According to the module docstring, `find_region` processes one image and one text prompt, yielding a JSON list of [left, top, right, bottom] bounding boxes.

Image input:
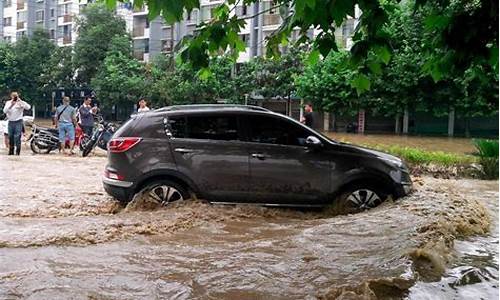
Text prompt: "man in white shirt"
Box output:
[[2, 92, 31, 155], [137, 98, 150, 113]]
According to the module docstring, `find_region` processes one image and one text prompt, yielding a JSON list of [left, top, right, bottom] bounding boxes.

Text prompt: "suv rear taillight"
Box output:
[[108, 137, 142, 153]]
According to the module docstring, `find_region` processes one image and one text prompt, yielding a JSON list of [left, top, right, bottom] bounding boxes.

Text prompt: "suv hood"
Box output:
[[340, 143, 404, 168]]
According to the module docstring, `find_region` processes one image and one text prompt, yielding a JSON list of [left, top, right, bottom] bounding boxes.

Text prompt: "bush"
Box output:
[[473, 139, 499, 179], [375, 145, 475, 166]]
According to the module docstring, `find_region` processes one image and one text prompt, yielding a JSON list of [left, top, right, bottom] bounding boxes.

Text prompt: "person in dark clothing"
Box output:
[[78, 97, 97, 136], [301, 103, 314, 127]]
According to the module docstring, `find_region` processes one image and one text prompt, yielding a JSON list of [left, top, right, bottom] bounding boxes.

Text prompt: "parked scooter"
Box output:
[[81, 115, 116, 157], [28, 124, 84, 154]]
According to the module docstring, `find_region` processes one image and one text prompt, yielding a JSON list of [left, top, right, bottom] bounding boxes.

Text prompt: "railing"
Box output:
[[263, 14, 280, 26], [63, 35, 72, 44], [16, 1, 24, 10], [161, 40, 173, 53], [16, 22, 24, 29], [133, 51, 144, 60], [63, 14, 72, 23], [133, 27, 145, 37]]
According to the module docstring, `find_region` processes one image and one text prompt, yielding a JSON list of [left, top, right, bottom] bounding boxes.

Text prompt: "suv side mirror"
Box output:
[[305, 136, 322, 149]]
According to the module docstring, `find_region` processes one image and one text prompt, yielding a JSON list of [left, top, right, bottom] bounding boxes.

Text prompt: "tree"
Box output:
[[74, 3, 128, 85], [91, 36, 148, 109], [105, 0, 498, 93], [0, 43, 17, 98], [13, 29, 57, 107], [150, 56, 236, 107], [40, 46, 76, 94], [296, 51, 360, 115]]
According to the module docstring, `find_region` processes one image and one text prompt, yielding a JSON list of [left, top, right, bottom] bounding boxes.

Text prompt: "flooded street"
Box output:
[[0, 153, 497, 299]]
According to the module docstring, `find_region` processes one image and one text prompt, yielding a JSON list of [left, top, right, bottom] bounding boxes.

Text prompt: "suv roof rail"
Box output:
[[155, 104, 270, 113]]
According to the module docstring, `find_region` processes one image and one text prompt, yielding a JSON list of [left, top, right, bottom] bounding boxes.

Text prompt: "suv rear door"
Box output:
[[244, 113, 332, 205], [166, 112, 251, 202]]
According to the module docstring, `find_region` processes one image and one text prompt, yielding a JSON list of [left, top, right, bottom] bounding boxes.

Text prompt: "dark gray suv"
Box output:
[[103, 105, 412, 213]]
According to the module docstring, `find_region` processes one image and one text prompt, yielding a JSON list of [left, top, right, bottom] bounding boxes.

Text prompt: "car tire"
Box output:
[[137, 179, 190, 206], [331, 183, 388, 215]]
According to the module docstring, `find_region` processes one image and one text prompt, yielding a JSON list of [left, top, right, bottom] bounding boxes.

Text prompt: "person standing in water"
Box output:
[[55, 96, 77, 155], [137, 98, 150, 113], [3, 92, 31, 155], [301, 103, 314, 128]]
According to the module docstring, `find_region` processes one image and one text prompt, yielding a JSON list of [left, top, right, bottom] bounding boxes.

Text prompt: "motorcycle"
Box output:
[[28, 124, 85, 154], [81, 116, 116, 157]]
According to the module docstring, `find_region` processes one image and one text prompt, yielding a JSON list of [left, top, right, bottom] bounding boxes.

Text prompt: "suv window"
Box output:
[[168, 116, 187, 138], [248, 115, 311, 146], [187, 115, 240, 141], [168, 115, 241, 141]]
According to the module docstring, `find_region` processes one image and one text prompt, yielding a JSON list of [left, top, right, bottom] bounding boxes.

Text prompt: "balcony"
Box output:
[[16, 1, 24, 10], [133, 27, 145, 37], [133, 51, 144, 60], [63, 35, 72, 44], [16, 21, 24, 30], [161, 40, 173, 53], [63, 14, 72, 23], [263, 14, 281, 26]]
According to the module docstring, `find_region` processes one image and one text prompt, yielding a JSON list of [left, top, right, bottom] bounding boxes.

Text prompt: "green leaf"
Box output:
[[350, 73, 371, 95], [490, 45, 499, 72], [104, 0, 117, 8], [374, 45, 391, 64], [305, 0, 316, 9], [424, 14, 450, 30], [198, 67, 212, 80], [307, 49, 320, 65], [367, 61, 382, 75]]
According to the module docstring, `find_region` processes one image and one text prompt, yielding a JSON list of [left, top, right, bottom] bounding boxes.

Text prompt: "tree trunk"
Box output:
[[395, 114, 401, 134], [323, 112, 330, 132], [332, 112, 336, 132], [402, 107, 409, 134], [448, 107, 455, 137], [465, 117, 471, 138]]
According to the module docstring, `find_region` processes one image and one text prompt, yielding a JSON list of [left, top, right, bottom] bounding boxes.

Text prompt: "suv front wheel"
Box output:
[[137, 179, 190, 206], [332, 183, 388, 215]]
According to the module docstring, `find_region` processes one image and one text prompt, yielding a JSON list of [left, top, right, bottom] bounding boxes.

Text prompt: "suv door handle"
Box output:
[[251, 153, 266, 160], [174, 148, 194, 154]]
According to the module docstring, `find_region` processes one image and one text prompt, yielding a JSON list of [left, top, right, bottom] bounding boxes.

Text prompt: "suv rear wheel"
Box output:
[[138, 179, 190, 206], [331, 183, 388, 215]]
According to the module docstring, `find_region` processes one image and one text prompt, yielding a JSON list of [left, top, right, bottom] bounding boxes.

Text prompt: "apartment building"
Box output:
[[0, 0, 89, 45], [0, 0, 359, 62], [127, 0, 360, 62]]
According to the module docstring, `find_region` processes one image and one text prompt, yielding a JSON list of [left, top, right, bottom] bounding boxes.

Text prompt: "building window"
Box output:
[[240, 34, 250, 47], [60, 3, 70, 15], [35, 10, 44, 22], [5, 0, 12, 7], [50, 29, 55, 39], [241, 4, 247, 16], [145, 18, 150, 28], [144, 40, 149, 53], [16, 31, 26, 39], [4, 36, 12, 43], [3, 17, 12, 26], [50, 8, 55, 18], [342, 19, 355, 38]]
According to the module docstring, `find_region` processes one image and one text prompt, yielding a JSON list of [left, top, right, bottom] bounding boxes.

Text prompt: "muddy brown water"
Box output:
[[0, 152, 497, 299]]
